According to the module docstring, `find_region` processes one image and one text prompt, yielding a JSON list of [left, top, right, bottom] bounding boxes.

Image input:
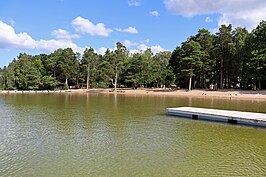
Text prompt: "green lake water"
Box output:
[[0, 93, 265, 176]]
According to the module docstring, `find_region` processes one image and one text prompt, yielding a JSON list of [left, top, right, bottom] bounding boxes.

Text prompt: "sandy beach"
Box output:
[[72, 88, 266, 100], [2, 88, 266, 100]]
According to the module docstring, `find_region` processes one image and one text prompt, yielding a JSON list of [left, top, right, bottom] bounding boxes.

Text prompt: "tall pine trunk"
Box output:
[[220, 57, 223, 89], [188, 75, 192, 91], [188, 66, 192, 91], [114, 65, 118, 91], [86, 63, 90, 89], [65, 76, 68, 90]]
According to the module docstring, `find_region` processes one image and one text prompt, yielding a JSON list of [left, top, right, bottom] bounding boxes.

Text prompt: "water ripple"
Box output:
[[0, 94, 265, 176]]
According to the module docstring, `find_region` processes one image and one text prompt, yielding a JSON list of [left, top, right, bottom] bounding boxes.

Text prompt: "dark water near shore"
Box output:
[[0, 93, 265, 176]]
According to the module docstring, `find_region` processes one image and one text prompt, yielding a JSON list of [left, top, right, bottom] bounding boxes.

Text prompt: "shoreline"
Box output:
[[1, 88, 266, 101]]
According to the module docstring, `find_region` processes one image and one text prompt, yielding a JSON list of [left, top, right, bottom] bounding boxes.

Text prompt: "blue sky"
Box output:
[[0, 0, 265, 67]]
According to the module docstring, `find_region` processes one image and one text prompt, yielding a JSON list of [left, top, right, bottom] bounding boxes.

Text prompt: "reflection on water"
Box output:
[[0, 93, 265, 176]]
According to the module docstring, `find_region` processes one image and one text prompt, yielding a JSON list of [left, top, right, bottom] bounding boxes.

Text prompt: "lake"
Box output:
[[0, 93, 265, 176]]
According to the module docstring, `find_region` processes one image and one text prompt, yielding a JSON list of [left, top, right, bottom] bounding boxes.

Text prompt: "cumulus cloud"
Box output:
[[0, 20, 36, 49], [123, 39, 139, 48], [150, 45, 167, 53], [97, 47, 108, 55], [96, 46, 118, 55], [51, 29, 79, 40], [122, 39, 167, 54], [137, 44, 166, 54], [128, 49, 140, 54], [128, 0, 141, 7], [97, 40, 167, 56], [115, 26, 138, 34], [124, 39, 167, 54], [36, 39, 84, 53], [72, 16, 113, 37], [120, 39, 166, 54], [0, 19, 166, 57], [128, 44, 166, 54], [0, 20, 84, 53], [164, 0, 266, 29], [149, 11, 160, 17]]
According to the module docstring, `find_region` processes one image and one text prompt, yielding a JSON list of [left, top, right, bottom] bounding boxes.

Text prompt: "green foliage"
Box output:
[[194, 29, 215, 88], [168, 46, 185, 86], [180, 40, 204, 90], [213, 24, 234, 88], [13, 53, 41, 90], [112, 42, 127, 90], [41, 76, 59, 90], [97, 49, 116, 87], [151, 51, 172, 87], [232, 27, 250, 88], [0, 20, 266, 90], [81, 47, 98, 88], [57, 48, 77, 86], [243, 21, 266, 89], [0, 67, 4, 89], [64, 83, 69, 90], [124, 53, 141, 86]]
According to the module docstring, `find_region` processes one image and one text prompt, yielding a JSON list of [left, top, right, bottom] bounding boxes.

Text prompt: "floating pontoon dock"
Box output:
[[166, 107, 266, 127]]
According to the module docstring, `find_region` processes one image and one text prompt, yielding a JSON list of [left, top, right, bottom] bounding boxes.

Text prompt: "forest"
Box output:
[[0, 21, 265, 90]]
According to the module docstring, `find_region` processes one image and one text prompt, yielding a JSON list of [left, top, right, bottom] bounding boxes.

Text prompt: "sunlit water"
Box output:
[[0, 93, 265, 176]]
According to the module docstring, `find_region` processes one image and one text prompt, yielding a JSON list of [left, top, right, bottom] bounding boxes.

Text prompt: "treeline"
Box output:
[[0, 21, 265, 90]]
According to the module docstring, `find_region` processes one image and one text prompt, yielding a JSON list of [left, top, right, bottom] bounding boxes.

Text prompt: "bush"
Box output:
[[64, 83, 69, 90]]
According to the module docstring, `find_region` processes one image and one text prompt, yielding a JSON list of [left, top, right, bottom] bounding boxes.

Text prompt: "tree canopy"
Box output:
[[1, 21, 266, 90]]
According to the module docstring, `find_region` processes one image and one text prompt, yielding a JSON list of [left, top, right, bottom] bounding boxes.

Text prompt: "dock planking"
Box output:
[[166, 107, 266, 127]]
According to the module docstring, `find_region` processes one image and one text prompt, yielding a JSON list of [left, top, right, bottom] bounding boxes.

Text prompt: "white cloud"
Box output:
[[217, 7, 266, 30], [150, 45, 167, 54], [128, 0, 141, 7], [97, 47, 108, 55], [164, 0, 218, 17], [128, 49, 140, 54], [123, 39, 167, 54], [51, 29, 79, 40], [123, 39, 139, 48], [97, 40, 167, 56], [96, 46, 118, 55], [115, 26, 138, 34], [149, 11, 160, 17], [36, 39, 84, 53], [137, 44, 148, 51], [205, 16, 213, 23], [137, 44, 166, 54], [0, 20, 84, 53], [72, 16, 113, 37], [164, 0, 266, 29], [0, 19, 167, 58], [0, 20, 36, 49]]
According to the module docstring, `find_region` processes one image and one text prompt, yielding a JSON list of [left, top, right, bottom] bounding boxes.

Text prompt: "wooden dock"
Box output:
[[166, 107, 266, 127]]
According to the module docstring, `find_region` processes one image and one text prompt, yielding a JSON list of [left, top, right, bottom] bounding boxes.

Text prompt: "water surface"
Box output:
[[0, 93, 265, 176]]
